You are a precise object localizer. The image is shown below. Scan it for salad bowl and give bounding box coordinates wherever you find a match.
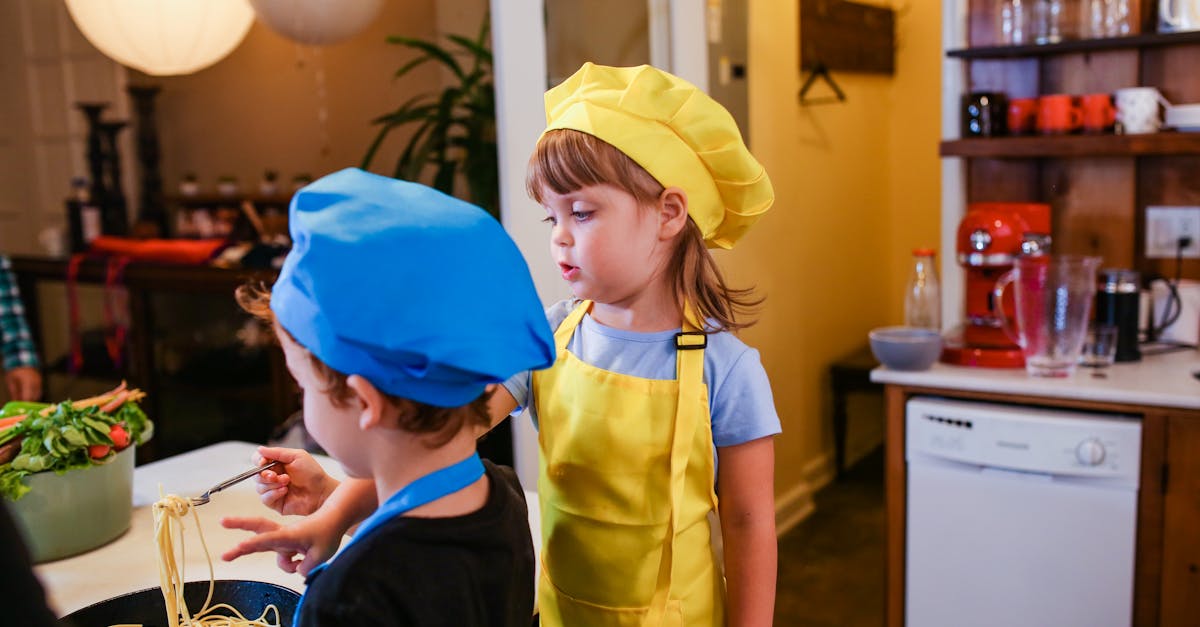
[9,445,134,562]
[1,384,152,562]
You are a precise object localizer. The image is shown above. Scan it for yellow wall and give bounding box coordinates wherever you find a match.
[734,0,941,518]
[137,0,440,194]
[887,2,945,320]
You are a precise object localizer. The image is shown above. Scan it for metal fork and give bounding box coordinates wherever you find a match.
[190,460,282,506]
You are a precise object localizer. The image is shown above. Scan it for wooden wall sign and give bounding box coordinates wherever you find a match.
[800,0,895,74]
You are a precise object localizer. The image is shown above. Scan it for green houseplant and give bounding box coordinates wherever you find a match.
[362,15,498,220]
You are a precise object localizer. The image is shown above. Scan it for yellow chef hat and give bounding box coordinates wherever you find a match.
[544,62,774,249]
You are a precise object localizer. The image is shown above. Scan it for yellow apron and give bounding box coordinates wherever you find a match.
[534,300,724,626]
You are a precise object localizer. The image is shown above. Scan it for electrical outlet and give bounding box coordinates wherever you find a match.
[1145,206,1200,259]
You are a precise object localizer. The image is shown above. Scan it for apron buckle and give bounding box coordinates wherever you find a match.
[674,331,707,350]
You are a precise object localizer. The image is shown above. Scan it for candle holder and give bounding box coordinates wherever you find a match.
[128,85,166,238]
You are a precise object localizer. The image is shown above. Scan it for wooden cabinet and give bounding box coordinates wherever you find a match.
[943,0,1200,301]
[8,255,520,468]
[883,383,1200,626]
[9,256,294,462]
[1161,415,1200,620]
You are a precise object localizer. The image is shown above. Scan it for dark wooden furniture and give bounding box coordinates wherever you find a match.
[829,345,881,478]
[882,381,1200,627]
[10,255,293,461]
[9,255,518,468]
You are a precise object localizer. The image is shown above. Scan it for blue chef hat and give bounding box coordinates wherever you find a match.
[271,168,555,407]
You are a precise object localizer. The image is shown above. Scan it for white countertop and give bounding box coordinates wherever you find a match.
[870,346,1200,410]
[34,441,541,617]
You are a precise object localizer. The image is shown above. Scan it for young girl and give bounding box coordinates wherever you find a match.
[229,63,779,626]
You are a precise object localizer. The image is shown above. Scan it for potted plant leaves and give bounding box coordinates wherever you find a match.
[361,14,498,220]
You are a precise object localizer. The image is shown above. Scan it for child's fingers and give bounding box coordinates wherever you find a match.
[221,540,262,562]
[277,552,301,573]
[256,446,304,465]
[220,516,280,534]
[296,549,326,577]
[258,486,288,509]
[255,471,289,490]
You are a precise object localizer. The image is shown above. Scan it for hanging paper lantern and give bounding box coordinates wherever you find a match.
[64,0,256,76]
[249,0,384,46]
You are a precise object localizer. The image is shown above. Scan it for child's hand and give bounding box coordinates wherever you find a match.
[253,446,337,516]
[220,515,341,576]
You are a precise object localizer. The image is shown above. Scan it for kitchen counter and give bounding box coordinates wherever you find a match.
[870,346,1200,410]
[34,441,541,617]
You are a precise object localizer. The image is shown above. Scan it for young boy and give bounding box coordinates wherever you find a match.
[220,168,555,626]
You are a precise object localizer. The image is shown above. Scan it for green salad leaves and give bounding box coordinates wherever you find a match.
[0,398,153,500]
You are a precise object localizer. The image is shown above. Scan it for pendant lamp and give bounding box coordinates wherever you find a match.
[64,0,256,76]
[249,0,384,46]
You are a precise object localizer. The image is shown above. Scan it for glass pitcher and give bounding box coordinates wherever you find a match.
[993,255,1103,377]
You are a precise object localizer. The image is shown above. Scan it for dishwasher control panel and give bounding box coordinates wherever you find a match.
[905,397,1141,483]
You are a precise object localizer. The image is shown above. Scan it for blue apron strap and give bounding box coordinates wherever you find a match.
[294,452,486,624]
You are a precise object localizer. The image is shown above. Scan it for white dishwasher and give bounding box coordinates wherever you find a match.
[905,397,1142,627]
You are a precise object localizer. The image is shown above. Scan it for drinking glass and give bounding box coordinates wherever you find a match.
[994,255,1103,377]
[1079,323,1119,367]
[1034,0,1065,43]
[1105,0,1133,36]
[998,0,1032,44]
[1081,0,1107,38]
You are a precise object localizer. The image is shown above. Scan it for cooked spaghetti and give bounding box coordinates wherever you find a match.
[109,494,282,627]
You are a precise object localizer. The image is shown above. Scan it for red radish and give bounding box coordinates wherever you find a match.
[99,391,130,414]
[88,444,111,458]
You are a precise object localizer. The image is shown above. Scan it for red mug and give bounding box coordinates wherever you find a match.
[1080,93,1116,133]
[1037,94,1083,134]
[1007,98,1038,135]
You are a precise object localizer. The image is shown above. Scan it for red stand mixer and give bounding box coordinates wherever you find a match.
[941,202,1052,368]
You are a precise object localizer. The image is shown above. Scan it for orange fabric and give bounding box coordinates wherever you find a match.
[88,236,226,264]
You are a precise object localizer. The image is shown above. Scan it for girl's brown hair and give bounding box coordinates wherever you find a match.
[235,284,492,447]
[526,129,762,332]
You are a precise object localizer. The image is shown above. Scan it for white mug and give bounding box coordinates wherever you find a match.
[1114,87,1171,135]
[1160,0,1200,33]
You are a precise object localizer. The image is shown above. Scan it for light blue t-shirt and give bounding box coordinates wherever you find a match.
[503,299,781,449]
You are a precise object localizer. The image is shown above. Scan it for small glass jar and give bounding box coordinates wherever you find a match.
[1033,0,1065,44]
[1105,0,1133,36]
[1081,0,1108,38]
[998,0,1033,44]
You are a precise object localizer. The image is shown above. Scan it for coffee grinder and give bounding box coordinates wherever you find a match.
[941,202,1052,367]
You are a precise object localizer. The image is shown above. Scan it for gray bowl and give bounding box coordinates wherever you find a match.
[8,446,134,563]
[869,326,943,371]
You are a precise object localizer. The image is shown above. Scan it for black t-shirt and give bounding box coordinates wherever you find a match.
[298,461,535,627]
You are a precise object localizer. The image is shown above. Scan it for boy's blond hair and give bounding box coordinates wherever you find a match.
[527,129,761,332]
[236,284,492,447]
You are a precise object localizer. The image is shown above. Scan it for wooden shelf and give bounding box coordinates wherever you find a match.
[166,193,293,207]
[947,30,1200,59]
[10,255,277,293]
[940,132,1200,157]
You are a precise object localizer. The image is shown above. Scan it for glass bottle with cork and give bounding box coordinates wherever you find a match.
[905,248,942,331]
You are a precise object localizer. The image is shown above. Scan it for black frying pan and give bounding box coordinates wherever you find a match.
[59,579,300,627]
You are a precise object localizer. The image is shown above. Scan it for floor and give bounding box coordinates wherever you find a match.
[774,446,886,626]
